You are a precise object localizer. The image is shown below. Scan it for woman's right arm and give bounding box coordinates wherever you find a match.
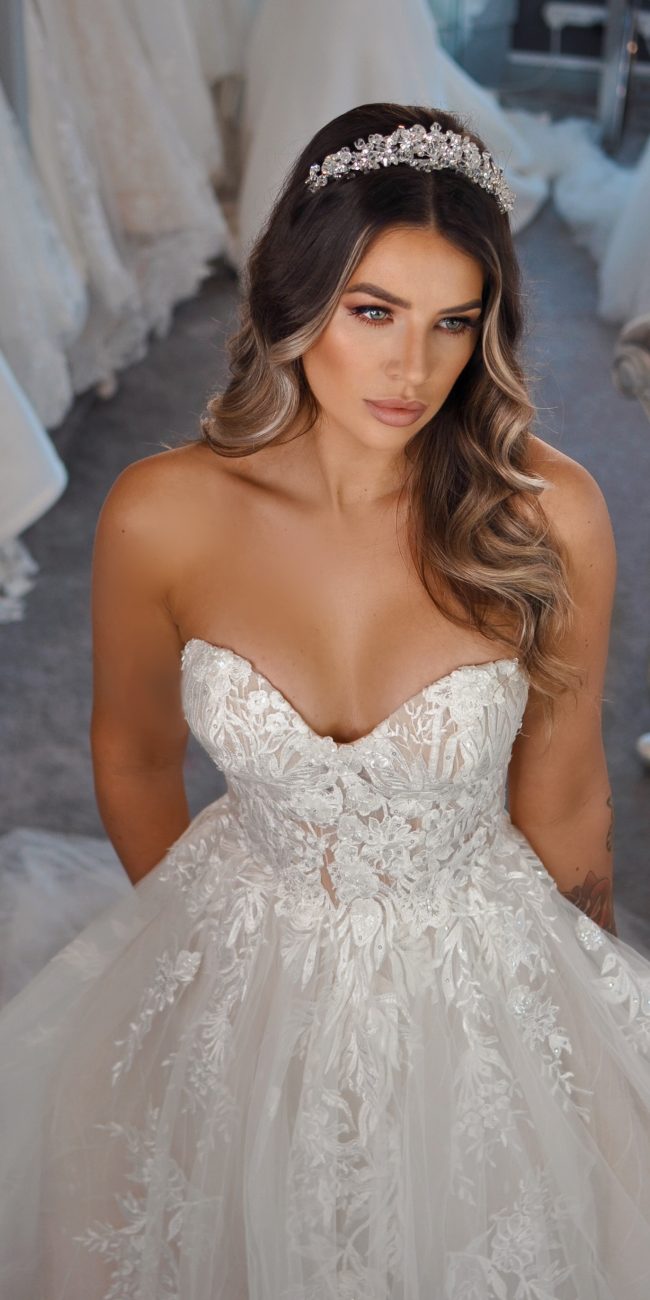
[90,457,191,885]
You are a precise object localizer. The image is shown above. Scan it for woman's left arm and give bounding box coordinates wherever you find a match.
[507,452,618,936]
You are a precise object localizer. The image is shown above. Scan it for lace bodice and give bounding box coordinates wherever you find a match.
[180,639,530,924]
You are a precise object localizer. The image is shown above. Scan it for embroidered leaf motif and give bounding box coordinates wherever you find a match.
[111,946,202,1083]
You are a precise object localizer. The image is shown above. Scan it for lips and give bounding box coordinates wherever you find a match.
[364,398,428,427]
[368,398,427,413]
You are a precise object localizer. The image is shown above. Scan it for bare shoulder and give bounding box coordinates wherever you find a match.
[99,439,233,517]
[92,442,244,629]
[524,434,616,574]
[96,440,239,558]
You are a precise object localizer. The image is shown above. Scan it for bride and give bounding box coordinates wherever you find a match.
[1,102,650,1298]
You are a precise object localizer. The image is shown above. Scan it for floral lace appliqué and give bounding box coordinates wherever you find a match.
[111,944,202,1084]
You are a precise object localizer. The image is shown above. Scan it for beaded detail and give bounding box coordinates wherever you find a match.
[305,121,516,214]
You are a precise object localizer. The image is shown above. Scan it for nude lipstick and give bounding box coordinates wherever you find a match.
[364,398,427,427]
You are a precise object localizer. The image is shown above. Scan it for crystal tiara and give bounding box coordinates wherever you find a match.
[305,121,515,215]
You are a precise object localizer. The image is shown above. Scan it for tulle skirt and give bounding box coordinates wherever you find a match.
[1,794,650,1299]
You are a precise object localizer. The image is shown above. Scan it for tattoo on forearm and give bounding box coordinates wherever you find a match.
[561,870,617,937]
[605,793,614,853]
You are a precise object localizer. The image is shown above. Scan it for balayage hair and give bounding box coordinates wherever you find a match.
[199,101,582,737]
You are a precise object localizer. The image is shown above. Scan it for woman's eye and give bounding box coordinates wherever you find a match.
[440,316,476,334]
[349,305,392,326]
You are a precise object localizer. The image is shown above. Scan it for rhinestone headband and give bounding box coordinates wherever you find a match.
[305,121,515,215]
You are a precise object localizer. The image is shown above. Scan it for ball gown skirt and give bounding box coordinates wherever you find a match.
[1,639,650,1298]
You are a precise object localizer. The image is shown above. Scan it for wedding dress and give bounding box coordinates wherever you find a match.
[185,0,261,84]
[0,77,86,428]
[24,0,148,400]
[503,110,649,327]
[598,134,650,326]
[33,0,235,364]
[236,0,553,265]
[0,351,67,623]
[129,0,226,183]
[1,638,650,1298]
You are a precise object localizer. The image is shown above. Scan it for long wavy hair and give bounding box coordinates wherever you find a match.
[199,101,581,735]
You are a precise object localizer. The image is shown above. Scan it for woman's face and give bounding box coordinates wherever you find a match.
[301,224,485,447]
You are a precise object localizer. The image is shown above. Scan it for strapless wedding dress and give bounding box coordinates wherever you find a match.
[1,639,650,1298]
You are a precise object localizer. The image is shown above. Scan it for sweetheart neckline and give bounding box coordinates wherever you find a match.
[182,637,525,750]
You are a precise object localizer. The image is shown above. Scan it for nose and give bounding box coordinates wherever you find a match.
[388,324,431,389]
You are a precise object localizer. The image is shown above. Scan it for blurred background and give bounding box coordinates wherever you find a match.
[1,0,649,988]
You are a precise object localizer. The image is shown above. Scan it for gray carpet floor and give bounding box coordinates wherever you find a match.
[1,181,649,933]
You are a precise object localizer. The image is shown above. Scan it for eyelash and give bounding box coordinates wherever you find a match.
[348,305,479,334]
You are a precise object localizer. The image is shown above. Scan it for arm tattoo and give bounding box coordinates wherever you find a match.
[561,870,617,937]
[560,793,617,935]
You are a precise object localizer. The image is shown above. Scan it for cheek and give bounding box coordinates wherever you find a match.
[304,321,369,391]
[441,335,480,384]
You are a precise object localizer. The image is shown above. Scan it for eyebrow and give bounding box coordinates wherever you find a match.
[344,281,483,313]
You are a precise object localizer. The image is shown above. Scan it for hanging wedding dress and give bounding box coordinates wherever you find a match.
[236,0,552,264]
[185,0,261,84]
[598,134,650,326]
[32,0,235,379]
[1,645,650,1295]
[546,124,650,327]
[129,0,226,183]
[0,352,68,623]
[0,77,86,428]
[503,109,649,327]
[24,0,148,400]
